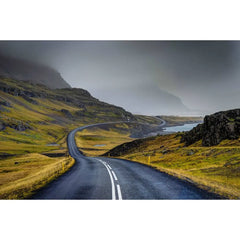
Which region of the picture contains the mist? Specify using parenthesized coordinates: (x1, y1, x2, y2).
(0, 41, 240, 115)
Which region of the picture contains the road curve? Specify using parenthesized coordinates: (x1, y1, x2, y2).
(32, 122, 221, 199)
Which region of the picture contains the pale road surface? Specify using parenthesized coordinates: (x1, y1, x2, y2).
(32, 121, 221, 199)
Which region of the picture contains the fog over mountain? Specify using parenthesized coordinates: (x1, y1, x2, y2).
(0, 54, 70, 89)
(94, 82, 189, 115)
(0, 41, 239, 115)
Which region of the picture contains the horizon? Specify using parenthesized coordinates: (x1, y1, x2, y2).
(1, 41, 240, 116)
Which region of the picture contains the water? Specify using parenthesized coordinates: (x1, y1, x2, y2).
(163, 123, 200, 133)
(46, 143, 59, 146)
(94, 144, 106, 147)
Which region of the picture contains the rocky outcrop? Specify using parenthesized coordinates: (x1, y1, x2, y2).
(0, 122, 5, 131)
(181, 109, 240, 146)
(0, 119, 32, 131)
(129, 124, 163, 138)
(0, 99, 11, 107)
(60, 109, 73, 118)
(103, 138, 146, 157)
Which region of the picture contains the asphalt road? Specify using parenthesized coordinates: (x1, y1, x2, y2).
(32, 122, 220, 199)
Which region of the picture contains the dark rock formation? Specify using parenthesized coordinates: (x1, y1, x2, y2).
(0, 122, 5, 131)
(129, 124, 163, 138)
(22, 95, 38, 105)
(102, 138, 146, 157)
(181, 109, 240, 146)
(8, 121, 32, 131)
(0, 99, 11, 107)
(0, 119, 32, 131)
(0, 54, 71, 89)
(60, 109, 73, 118)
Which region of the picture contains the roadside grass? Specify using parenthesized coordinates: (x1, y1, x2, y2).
(75, 125, 134, 156)
(0, 125, 69, 155)
(106, 134, 240, 199)
(0, 153, 75, 199)
(0, 78, 146, 199)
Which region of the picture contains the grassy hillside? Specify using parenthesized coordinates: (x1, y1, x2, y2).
(134, 115, 163, 125)
(0, 78, 137, 155)
(75, 123, 136, 156)
(0, 54, 71, 89)
(0, 78, 138, 198)
(0, 153, 75, 199)
(159, 115, 203, 126)
(103, 133, 240, 199)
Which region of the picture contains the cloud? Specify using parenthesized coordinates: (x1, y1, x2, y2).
(0, 41, 239, 115)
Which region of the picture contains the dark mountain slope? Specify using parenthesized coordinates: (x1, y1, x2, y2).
(0, 54, 70, 89)
(0, 77, 139, 156)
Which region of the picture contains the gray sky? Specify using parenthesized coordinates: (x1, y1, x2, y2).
(0, 41, 240, 115)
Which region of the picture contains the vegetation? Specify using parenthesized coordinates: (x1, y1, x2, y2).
(134, 115, 163, 125)
(75, 123, 135, 156)
(104, 133, 240, 199)
(159, 115, 203, 126)
(0, 78, 138, 199)
(0, 78, 230, 199)
(0, 153, 75, 199)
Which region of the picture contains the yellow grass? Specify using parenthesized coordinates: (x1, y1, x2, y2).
(75, 125, 134, 156)
(0, 153, 75, 199)
(107, 134, 240, 199)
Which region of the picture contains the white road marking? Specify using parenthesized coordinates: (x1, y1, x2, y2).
(111, 171, 118, 181)
(96, 159, 116, 200)
(116, 184, 122, 200)
(96, 158, 123, 200)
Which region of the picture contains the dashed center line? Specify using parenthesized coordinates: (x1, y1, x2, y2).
(96, 158, 123, 200)
(111, 171, 118, 181)
(116, 184, 122, 200)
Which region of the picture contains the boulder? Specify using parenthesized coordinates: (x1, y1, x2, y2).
(181, 109, 240, 146)
(60, 109, 73, 118)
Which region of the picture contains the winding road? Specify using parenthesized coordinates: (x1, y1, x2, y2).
(32, 121, 220, 199)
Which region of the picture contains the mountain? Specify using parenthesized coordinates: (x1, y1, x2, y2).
(0, 77, 140, 155)
(0, 54, 70, 89)
(95, 83, 190, 115)
(181, 109, 240, 146)
(102, 115, 240, 199)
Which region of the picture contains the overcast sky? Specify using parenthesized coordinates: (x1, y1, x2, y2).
(0, 41, 240, 115)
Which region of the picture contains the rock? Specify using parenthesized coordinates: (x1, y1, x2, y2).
(22, 95, 38, 105)
(0, 106, 9, 112)
(0, 122, 5, 131)
(102, 138, 145, 157)
(60, 109, 73, 118)
(187, 150, 195, 156)
(181, 109, 240, 146)
(75, 110, 86, 117)
(5, 121, 32, 131)
(0, 100, 11, 107)
(162, 149, 169, 154)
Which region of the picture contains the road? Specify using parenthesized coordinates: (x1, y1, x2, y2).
(32, 121, 220, 199)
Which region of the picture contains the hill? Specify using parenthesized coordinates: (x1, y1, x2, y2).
(0, 77, 140, 198)
(103, 109, 240, 199)
(158, 115, 203, 126)
(97, 83, 190, 115)
(0, 54, 70, 89)
(181, 109, 240, 146)
(0, 77, 137, 155)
